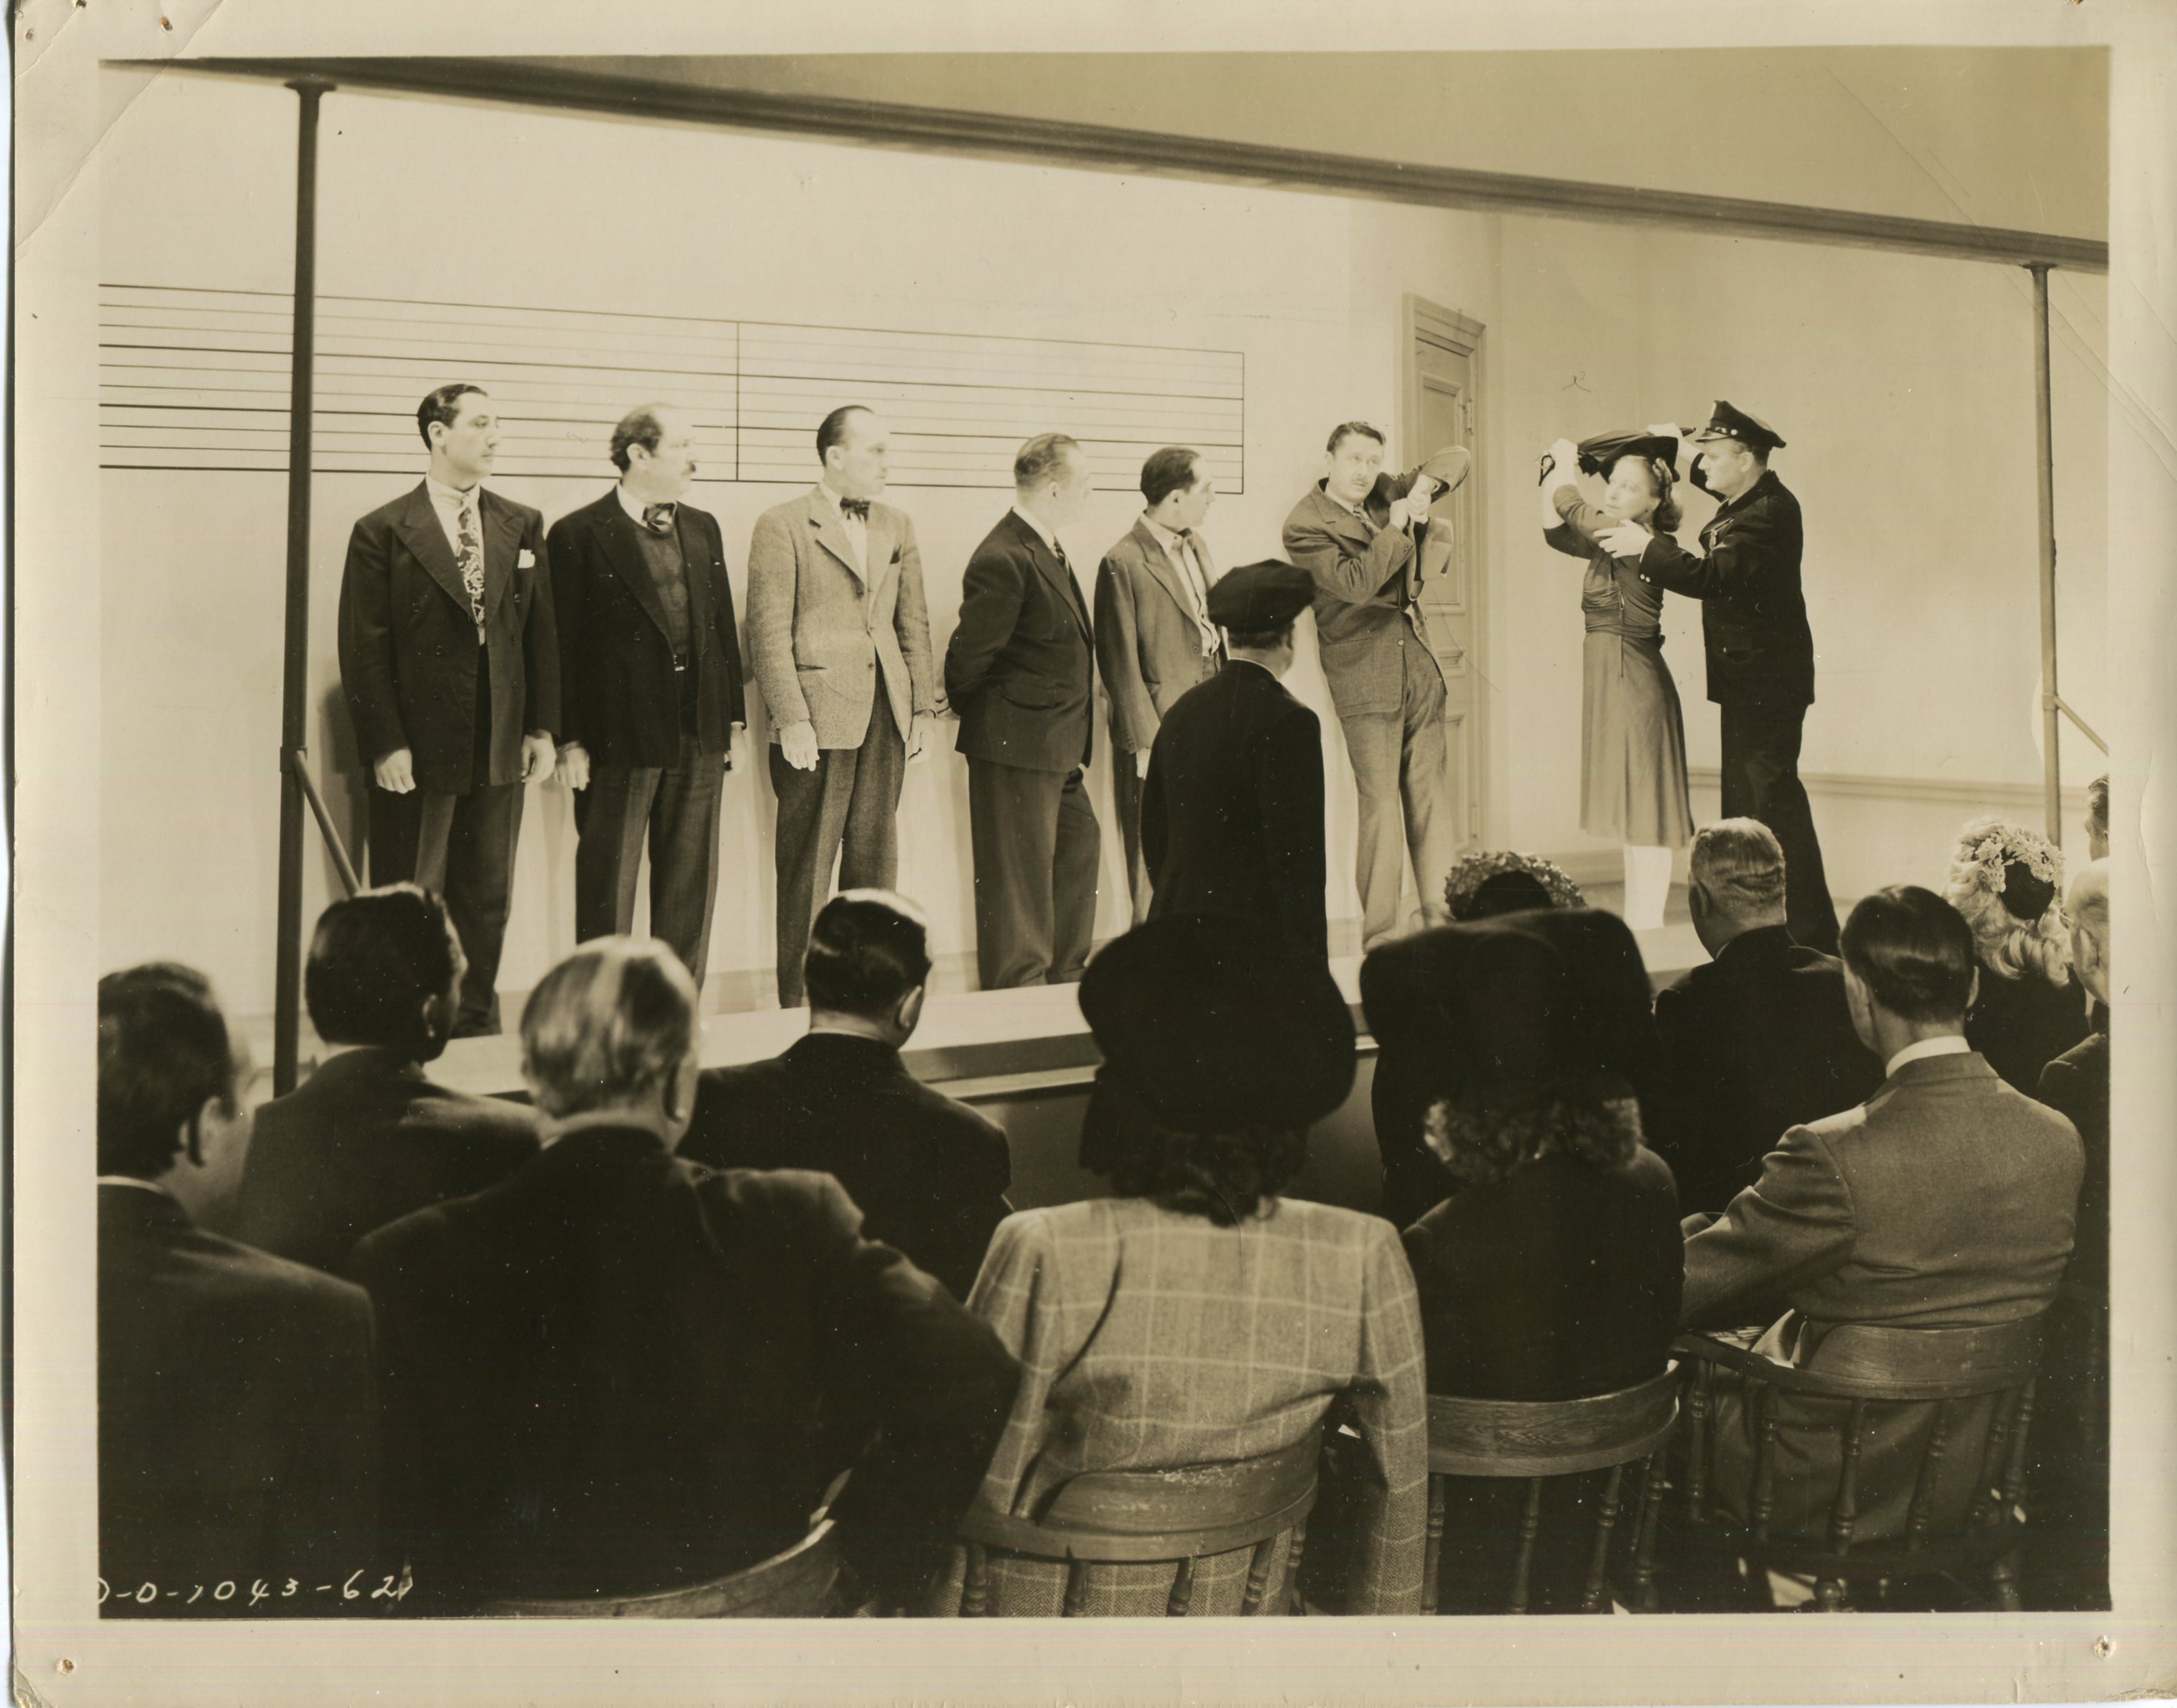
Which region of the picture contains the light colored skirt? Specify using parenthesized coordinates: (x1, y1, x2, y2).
(1579, 630, 1694, 848)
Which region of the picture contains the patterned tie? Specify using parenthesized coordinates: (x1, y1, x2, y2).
(839, 496, 872, 522)
(455, 496, 487, 642)
(641, 501, 677, 537)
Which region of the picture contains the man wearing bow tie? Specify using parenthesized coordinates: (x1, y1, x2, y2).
(944, 433, 1101, 990)
(747, 406, 941, 1006)
(547, 403, 747, 990)
(1096, 446, 1225, 927)
(338, 384, 560, 1036)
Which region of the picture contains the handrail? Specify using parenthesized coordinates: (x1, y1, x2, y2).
(284, 748, 361, 897)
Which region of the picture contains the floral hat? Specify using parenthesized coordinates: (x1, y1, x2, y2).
(1950, 817, 2063, 923)
(1444, 850, 1586, 922)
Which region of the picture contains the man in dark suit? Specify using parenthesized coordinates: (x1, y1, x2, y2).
(1282, 422, 1454, 950)
(233, 886, 539, 1276)
(338, 384, 560, 1034)
(547, 403, 746, 991)
(747, 406, 941, 1006)
(1651, 818, 1880, 1215)
(1679, 887, 2083, 1541)
(1141, 560, 1327, 960)
(680, 890, 1011, 1299)
(351, 938, 1018, 1611)
(1597, 403, 1839, 952)
(1096, 446, 1225, 925)
(944, 433, 1100, 989)
(98, 964, 377, 1612)
(2030, 858, 2111, 1609)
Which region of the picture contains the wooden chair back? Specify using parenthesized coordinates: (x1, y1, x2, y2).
(1673, 1314, 2045, 1610)
(957, 1434, 1321, 1617)
(473, 1517, 842, 1618)
(1423, 1367, 1680, 1614)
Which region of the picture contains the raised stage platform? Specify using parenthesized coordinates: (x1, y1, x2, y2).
(419, 909, 1712, 1220)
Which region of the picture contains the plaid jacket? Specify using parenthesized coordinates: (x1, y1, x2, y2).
(935, 1195, 1428, 1615)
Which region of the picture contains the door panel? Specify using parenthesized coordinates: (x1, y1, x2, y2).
(1413, 332, 1479, 853)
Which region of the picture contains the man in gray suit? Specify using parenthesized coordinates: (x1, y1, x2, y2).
(748, 406, 941, 1007)
(1679, 884, 2083, 1541)
(1095, 446, 1224, 925)
(1282, 422, 1454, 950)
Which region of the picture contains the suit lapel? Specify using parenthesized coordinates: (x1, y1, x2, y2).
(1131, 518, 1199, 628)
(595, 493, 676, 644)
(807, 491, 866, 586)
(481, 490, 522, 623)
(391, 483, 473, 616)
(1013, 511, 1090, 631)
(673, 506, 712, 641)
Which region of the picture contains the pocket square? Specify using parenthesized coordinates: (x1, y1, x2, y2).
(518, 548, 537, 567)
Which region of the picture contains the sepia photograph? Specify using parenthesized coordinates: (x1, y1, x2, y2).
(12, 0, 2177, 1702)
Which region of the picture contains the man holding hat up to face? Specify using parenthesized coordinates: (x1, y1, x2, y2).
(1140, 560, 1327, 960)
(1597, 404, 1839, 955)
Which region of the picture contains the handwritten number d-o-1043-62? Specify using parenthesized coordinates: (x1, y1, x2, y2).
(96, 1567, 412, 1607)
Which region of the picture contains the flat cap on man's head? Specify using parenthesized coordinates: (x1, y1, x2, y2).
(1690, 401, 1785, 453)
(1080, 915, 1355, 1132)
(1206, 560, 1314, 633)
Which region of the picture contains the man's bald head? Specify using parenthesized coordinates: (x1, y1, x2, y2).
(2066, 859, 2111, 1008)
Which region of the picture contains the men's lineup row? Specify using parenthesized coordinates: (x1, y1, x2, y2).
(338, 388, 1474, 1030)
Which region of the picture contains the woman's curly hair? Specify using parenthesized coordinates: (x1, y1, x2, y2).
(1080, 1082, 1306, 1225)
(1444, 850, 1585, 921)
(1941, 815, 2071, 988)
(1425, 1087, 1643, 1193)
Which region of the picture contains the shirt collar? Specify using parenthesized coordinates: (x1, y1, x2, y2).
(817, 481, 863, 520)
(1885, 1034, 1972, 1079)
(425, 473, 481, 512)
(1317, 480, 1368, 520)
(1141, 512, 1184, 551)
(615, 483, 651, 526)
(1010, 501, 1061, 555)
(97, 1174, 175, 1197)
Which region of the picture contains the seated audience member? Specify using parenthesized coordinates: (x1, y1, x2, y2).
(233, 886, 539, 1274)
(351, 938, 1018, 1612)
(2085, 773, 2109, 862)
(1395, 906, 1681, 1611)
(934, 916, 1427, 1616)
(1369, 859, 1662, 1234)
(1679, 886, 2083, 1544)
(679, 890, 1011, 1299)
(1444, 848, 1585, 923)
(98, 964, 377, 1611)
(2029, 857, 2112, 1610)
(1944, 816, 2090, 1095)
(1651, 820, 1881, 1215)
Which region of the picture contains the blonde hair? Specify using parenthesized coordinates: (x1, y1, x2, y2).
(520, 938, 697, 1117)
(1941, 816, 2070, 988)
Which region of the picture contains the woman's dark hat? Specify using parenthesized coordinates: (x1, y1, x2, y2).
(1367, 908, 1658, 1105)
(1575, 430, 1681, 478)
(1080, 916, 1356, 1132)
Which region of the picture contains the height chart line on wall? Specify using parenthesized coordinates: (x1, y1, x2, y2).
(96, 282, 1247, 493)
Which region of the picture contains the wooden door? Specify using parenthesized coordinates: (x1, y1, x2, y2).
(1405, 297, 1487, 853)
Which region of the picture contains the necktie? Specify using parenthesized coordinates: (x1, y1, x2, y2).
(641, 502, 677, 537)
(1175, 532, 1218, 656)
(455, 497, 487, 642)
(839, 496, 872, 522)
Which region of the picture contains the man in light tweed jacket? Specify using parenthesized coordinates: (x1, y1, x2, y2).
(747, 407, 941, 1006)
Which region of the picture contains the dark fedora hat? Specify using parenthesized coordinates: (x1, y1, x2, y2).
(1079, 915, 1356, 1133)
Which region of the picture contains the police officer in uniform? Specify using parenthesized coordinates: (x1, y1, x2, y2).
(1140, 560, 1327, 960)
(1597, 402, 1839, 954)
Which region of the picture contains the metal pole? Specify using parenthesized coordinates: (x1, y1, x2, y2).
(273, 77, 333, 1095)
(2028, 262, 2063, 847)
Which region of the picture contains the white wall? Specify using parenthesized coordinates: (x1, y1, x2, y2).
(1485, 214, 2109, 897)
(98, 73, 1500, 1013)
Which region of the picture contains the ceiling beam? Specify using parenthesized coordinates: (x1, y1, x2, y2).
(116, 55, 2109, 274)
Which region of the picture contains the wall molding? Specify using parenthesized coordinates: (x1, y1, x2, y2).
(1688, 766, 2090, 814)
